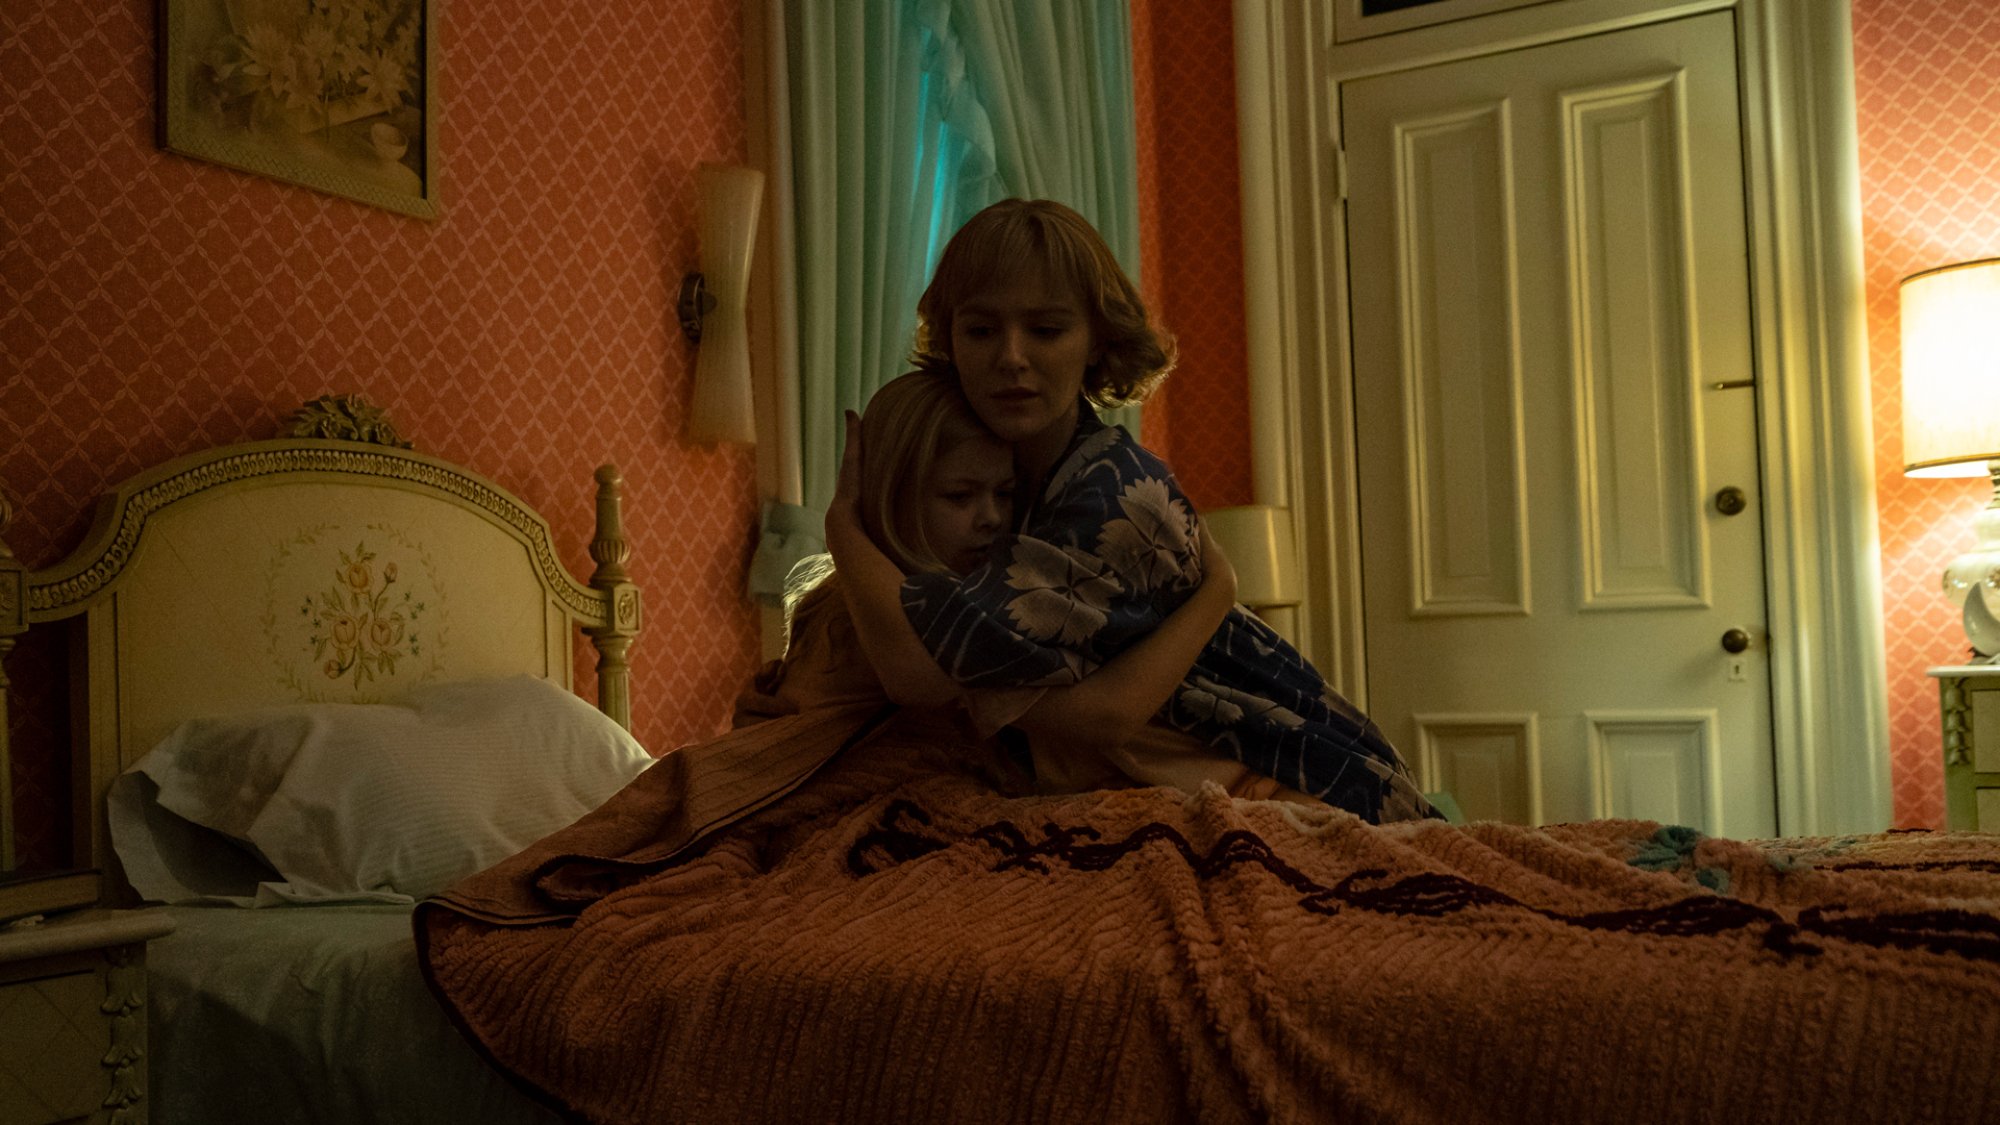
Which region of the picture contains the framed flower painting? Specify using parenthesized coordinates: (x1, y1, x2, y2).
(158, 0, 438, 220)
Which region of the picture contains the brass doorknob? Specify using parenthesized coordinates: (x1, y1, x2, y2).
(1715, 486, 1748, 516)
(1721, 628, 1751, 654)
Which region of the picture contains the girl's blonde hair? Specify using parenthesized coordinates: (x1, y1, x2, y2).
(787, 372, 1002, 645)
(856, 371, 1001, 575)
(911, 199, 1176, 407)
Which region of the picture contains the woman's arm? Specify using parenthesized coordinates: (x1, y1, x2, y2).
(1008, 522, 1236, 757)
(824, 411, 964, 708)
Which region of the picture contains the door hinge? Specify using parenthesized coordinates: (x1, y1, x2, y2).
(1335, 144, 1349, 202)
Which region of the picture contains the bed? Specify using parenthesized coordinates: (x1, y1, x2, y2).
(3, 395, 636, 1124)
(8, 397, 2000, 1125)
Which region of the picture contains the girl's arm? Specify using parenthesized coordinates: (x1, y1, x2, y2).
(824, 411, 964, 708)
(1009, 523, 1236, 757)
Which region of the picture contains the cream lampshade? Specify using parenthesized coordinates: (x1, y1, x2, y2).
(1203, 505, 1301, 611)
(1900, 258, 2000, 661)
(680, 163, 765, 444)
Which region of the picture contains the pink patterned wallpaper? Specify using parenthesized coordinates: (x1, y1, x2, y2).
(1131, 0, 1256, 514)
(1130, 0, 1169, 458)
(1852, 0, 2000, 829)
(2, 0, 762, 868)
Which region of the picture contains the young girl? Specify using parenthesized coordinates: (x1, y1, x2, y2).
(782, 371, 1254, 794)
(772, 370, 1019, 718)
(825, 200, 1435, 823)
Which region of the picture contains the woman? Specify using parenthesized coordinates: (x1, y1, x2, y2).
(826, 199, 1434, 822)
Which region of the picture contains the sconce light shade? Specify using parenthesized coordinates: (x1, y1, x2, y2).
(684, 163, 764, 444)
(1204, 505, 1301, 610)
(1901, 259, 2000, 477)
(1900, 258, 2000, 660)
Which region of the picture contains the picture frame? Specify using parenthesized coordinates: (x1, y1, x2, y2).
(1332, 0, 1558, 43)
(157, 0, 438, 220)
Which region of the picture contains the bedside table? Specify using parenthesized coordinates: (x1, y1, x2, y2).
(1928, 665, 2000, 831)
(0, 908, 174, 1125)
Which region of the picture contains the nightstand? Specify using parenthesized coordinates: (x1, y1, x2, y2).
(0, 908, 174, 1125)
(1928, 665, 2000, 832)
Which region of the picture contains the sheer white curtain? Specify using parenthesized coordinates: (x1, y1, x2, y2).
(945, 1, 1141, 284)
(748, 0, 1143, 604)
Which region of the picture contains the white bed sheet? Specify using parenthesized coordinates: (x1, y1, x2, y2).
(147, 903, 563, 1125)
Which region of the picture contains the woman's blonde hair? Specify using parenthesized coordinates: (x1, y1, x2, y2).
(912, 199, 1176, 407)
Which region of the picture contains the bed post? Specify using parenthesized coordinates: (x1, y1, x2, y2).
(587, 464, 640, 731)
(0, 492, 23, 871)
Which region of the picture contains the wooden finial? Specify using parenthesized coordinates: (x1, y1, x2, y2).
(0, 489, 23, 638)
(589, 464, 631, 586)
(0, 489, 19, 870)
(586, 464, 640, 732)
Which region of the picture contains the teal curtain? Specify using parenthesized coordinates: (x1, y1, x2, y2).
(753, 0, 1143, 603)
(945, 2, 1142, 293)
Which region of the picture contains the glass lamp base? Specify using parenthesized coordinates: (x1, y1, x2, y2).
(1944, 458, 2000, 662)
(1968, 585, 2000, 663)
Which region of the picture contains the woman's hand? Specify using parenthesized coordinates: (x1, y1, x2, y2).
(825, 410, 868, 559)
(833, 410, 863, 513)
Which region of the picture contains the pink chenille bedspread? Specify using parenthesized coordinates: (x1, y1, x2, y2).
(417, 702, 2000, 1124)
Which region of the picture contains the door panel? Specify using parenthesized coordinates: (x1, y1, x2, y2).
(1567, 75, 1704, 609)
(1344, 12, 1775, 835)
(1413, 712, 1542, 824)
(1586, 709, 1719, 826)
(1391, 103, 1528, 616)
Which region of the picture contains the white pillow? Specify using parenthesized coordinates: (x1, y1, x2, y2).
(108, 676, 655, 905)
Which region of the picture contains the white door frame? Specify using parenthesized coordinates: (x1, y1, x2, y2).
(1232, 0, 1891, 835)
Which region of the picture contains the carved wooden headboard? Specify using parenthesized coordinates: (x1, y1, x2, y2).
(0, 396, 642, 878)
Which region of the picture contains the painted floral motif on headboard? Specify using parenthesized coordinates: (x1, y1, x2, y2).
(307, 541, 422, 684)
(263, 522, 448, 701)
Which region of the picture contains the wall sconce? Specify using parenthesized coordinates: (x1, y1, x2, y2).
(1204, 505, 1301, 613)
(1901, 258, 2000, 662)
(678, 162, 765, 444)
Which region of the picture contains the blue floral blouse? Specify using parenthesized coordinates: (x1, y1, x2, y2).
(902, 404, 1435, 823)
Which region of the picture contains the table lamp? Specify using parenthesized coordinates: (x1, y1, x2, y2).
(1204, 505, 1301, 614)
(1901, 258, 2000, 662)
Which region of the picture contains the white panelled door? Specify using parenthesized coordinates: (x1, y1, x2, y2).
(1344, 12, 1775, 836)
